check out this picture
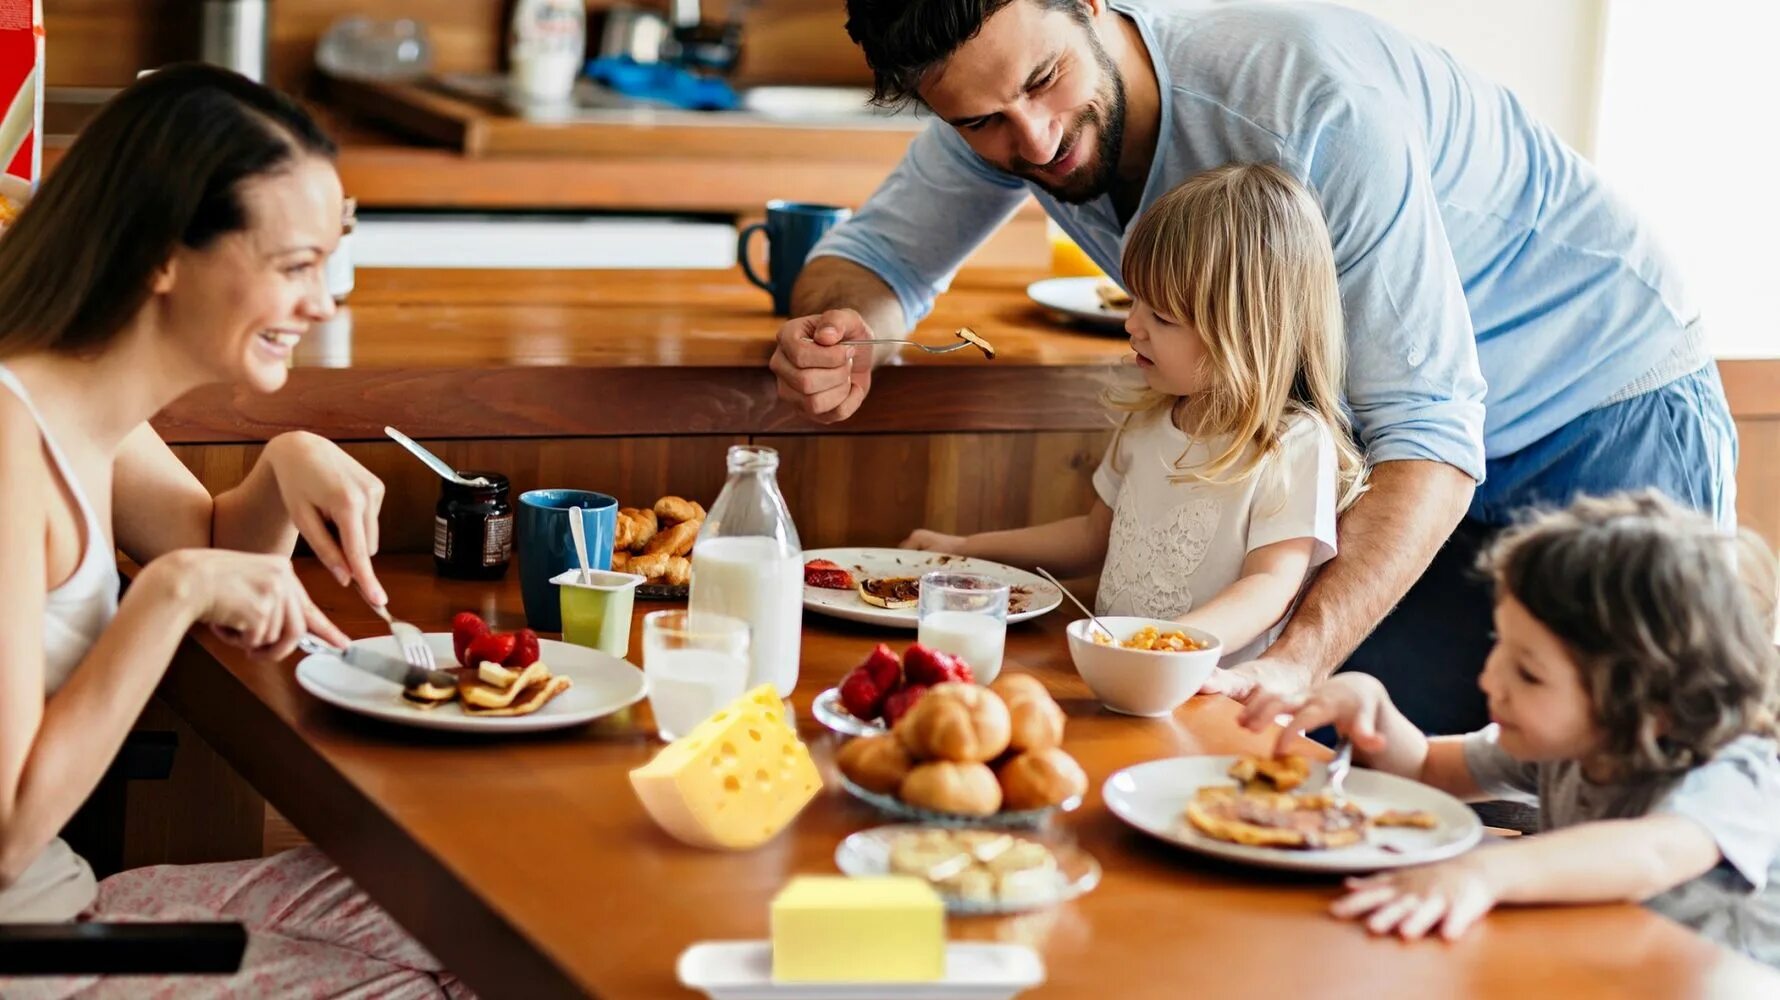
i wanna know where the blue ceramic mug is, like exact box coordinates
[738,201,853,316]
[517,490,617,633]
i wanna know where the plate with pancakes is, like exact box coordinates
[1103,754,1482,873]
[1026,276,1130,330]
[801,547,1061,629]
[296,633,646,733]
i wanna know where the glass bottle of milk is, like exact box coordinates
[689,446,803,696]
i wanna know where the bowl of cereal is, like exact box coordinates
[1065,617,1222,717]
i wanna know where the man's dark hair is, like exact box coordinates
[846,0,1088,108]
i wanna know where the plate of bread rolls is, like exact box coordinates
[834,675,1088,830]
[612,495,706,599]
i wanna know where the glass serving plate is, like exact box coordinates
[834,823,1100,915]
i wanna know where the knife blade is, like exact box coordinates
[296,635,456,691]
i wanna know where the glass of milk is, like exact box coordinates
[688,446,804,697]
[917,572,1010,684]
[642,610,751,741]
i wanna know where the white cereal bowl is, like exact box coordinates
[1065,617,1222,717]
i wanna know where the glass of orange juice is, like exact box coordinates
[1048,220,1105,278]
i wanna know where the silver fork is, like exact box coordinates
[853,327,996,359]
[853,338,976,355]
[1324,737,1354,800]
[355,582,436,671]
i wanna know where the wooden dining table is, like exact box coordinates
[156,555,1779,999]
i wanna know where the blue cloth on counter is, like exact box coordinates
[585,56,738,111]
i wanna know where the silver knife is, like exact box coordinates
[296,635,457,691]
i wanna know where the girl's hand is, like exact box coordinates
[1331,856,1499,941]
[262,432,388,604]
[152,549,349,660]
[1238,673,1394,757]
[902,529,967,554]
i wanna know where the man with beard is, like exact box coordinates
[767,0,1735,736]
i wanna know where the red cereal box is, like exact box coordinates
[0,0,43,228]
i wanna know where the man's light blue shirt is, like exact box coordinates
[810,1,1698,483]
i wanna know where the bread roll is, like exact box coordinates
[616,507,658,551]
[997,747,1088,810]
[653,496,705,524]
[643,518,700,557]
[661,554,691,587]
[894,682,1011,763]
[836,734,913,795]
[990,673,1066,752]
[628,552,673,580]
[900,761,1002,816]
[611,550,631,572]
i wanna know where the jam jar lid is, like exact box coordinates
[440,471,510,500]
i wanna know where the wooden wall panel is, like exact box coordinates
[1736,417,1780,550]
[170,436,743,554]
[43,0,195,86]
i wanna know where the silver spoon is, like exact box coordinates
[1036,566,1115,642]
[385,426,489,487]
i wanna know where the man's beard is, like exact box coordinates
[1012,29,1127,204]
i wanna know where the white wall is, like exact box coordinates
[1253,0,1608,155]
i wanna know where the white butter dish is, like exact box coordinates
[677,941,1044,1000]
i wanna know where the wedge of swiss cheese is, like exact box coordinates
[630,685,822,849]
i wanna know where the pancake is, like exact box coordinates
[462,676,573,717]
[858,576,921,609]
[1228,754,1311,792]
[1184,786,1368,850]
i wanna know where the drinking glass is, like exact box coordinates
[642,610,750,741]
[916,572,1010,684]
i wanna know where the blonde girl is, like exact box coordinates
[1240,492,1780,965]
[907,162,1366,663]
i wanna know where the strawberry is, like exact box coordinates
[858,643,902,693]
[451,612,489,667]
[945,658,975,685]
[882,683,929,727]
[505,628,541,668]
[902,644,961,687]
[838,667,887,720]
[465,631,517,668]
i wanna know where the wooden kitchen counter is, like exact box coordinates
[153,267,1131,445]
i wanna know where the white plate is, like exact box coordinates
[1102,755,1484,873]
[834,824,1100,915]
[678,941,1043,999]
[1025,277,1128,330]
[838,774,1079,831]
[802,548,1061,630]
[295,634,645,734]
[812,686,889,737]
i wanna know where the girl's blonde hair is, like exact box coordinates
[1109,162,1367,510]
[1484,491,1780,780]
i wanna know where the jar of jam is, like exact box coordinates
[433,472,513,579]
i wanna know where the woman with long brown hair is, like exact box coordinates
[0,64,470,997]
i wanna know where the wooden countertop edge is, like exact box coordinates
[150,357,1775,445]
[151,363,1121,444]
[158,634,587,1000]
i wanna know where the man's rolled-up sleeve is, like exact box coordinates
[1303,95,1488,483]
[809,121,1030,326]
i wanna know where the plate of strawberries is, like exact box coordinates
[294,611,646,733]
[812,643,976,737]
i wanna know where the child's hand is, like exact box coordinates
[1238,673,1393,758]
[902,529,967,554]
[1331,856,1499,941]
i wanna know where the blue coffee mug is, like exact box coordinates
[738,201,854,316]
[517,490,617,633]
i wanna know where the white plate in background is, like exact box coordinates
[1025,276,1128,330]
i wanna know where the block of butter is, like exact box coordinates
[630,685,822,850]
[771,875,945,983]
